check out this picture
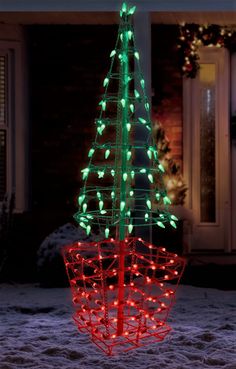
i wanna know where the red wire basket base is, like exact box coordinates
[63,237,185,355]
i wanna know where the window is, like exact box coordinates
[199,63,216,223]
[0,39,29,212]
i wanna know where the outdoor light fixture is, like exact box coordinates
[63,2,185,355]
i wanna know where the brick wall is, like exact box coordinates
[152,25,183,168]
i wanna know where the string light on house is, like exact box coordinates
[178,23,236,78]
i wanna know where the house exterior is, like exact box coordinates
[0,0,236,260]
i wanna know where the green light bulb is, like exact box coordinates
[128,5,136,15]
[171,214,178,221]
[96,191,101,199]
[111,191,115,199]
[100,210,107,214]
[121,98,126,107]
[78,194,85,205]
[125,75,132,84]
[131,171,135,179]
[163,196,171,205]
[138,117,147,124]
[126,123,131,131]
[86,225,91,235]
[157,221,165,229]
[128,224,133,233]
[120,201,125,211]
[98,170,104,178]
[121,2,127,13]
[170,220,177,229]
[147,148,152,159]
[81,168,89,180]
[158,163,165,173]
[146,199,151,210]
[128,30,133,40]
[97,124,105,135]
[145,102,150,111]
[79,222,86,229]
[156,193,160,201]
[129,104,134,113]
[105,227,110,238]
[129,190,134,196]
[88,148,95,158]
[123,173,128,181]
[99,200,104,211]
[134,89,140,99]
[148,174,153,183]
[145,213,149,221]
[105,149,110,159]
[110,50,116,57]
[111,169,115,177]
[140,79,145,88]
[103,77,109,87]
[140,168,146,173]
[134,52,140,60]
[127,150,132,160]
[99,100,106,111]
[83,203,87,213]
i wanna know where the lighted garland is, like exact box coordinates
[178,23,236,78]
[74,3,178,239]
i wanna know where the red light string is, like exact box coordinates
[63,237,186,355]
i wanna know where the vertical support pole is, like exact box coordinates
[133,12,152,242]
[117,20,129,336]
[117,239,126,335]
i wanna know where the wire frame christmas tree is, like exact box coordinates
[63,3,185,355]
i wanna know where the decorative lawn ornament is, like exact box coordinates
[63,2,185,355]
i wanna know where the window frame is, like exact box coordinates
[183,47,231,252]
[0,39,29,212]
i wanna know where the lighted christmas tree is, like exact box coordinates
[63,3,185,355]
[74,5,177,239]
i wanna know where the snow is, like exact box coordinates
[0,284,236,369]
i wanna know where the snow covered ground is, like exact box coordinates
[0,284,236,369]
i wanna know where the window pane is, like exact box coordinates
[0,129,6,200]
[0,55,6,125]
[199,63,216,223]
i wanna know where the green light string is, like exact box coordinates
[74,3,178,238]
